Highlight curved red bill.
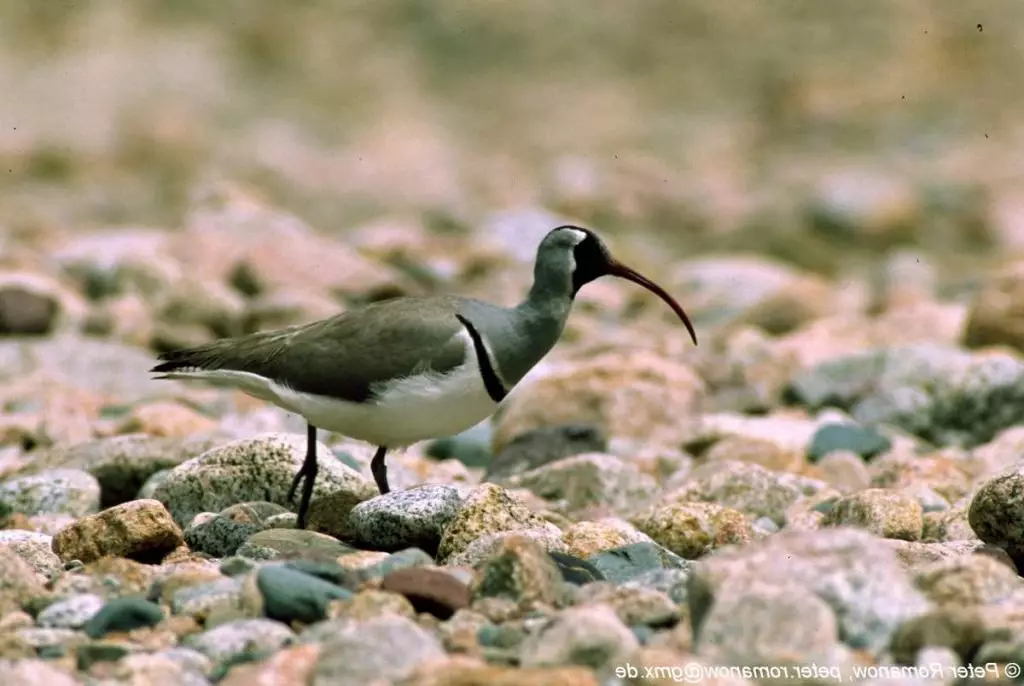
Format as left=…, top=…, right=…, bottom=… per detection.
left=606, top=260, right=698, bottom=345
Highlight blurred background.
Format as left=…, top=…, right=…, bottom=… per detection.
left=1, top=1, right=1023, bottom=336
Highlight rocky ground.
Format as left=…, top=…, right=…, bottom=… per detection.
left=4, top=3, right=1024, bottom=685
left=1, top=184, right=1024, bottom=686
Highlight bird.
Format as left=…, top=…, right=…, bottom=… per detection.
left=150, top=225, right=697, bottom=529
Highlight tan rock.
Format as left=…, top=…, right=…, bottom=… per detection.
left=437, top=484, right=555, bottom=563
left=631, top=501, right=750, bottom=559
left=51, top=499, right=184, bottom=564
left=221, top=643, right=321, bottom=686
left=561, top=519, right=653, bottom=559
left=115, top=401, right=219, bottom=438
left=492, top=351, right=704, bottom=453
left=822, top=488, right=924, bottom=541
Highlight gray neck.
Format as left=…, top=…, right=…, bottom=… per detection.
left=498, top=264, right=575, bottom=386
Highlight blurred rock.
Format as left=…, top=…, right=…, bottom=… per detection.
left=821, top=489, right=923, bottom=541
left=631, top=501, right=750, bottom=559
left=501, top=453, right=657, bottom=517
left=670, top=255, right=836, bottom=331
left=492, top=351, right=704, bottom=453
left=485, top=424, right=606, bottom=482
left=173, top=185, right=416, bottom=302
left=689, top=528, right=930, bottom=654
left=964, top=259, right=1024, bottom=351
left=662, top=460, right=828, bottom=526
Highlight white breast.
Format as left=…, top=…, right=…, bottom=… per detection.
left=165, top=328, right=501, bottom=447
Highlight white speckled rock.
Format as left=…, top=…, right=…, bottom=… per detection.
left=152, top=433, right=377, bottom=527
left=37, top=593, right=104, bottom=629
left=348, top=485, right=464, bottom=552
left=186, top=618, right=295, bottom=665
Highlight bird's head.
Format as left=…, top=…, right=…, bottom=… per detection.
left=535, top=225, right=698, bottom=345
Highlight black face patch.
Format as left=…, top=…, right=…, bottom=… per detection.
left=570, top=230, right=610, bottom=295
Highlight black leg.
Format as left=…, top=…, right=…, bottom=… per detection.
left=289, top=424, right=319, bottom=529
left=371, top=446, right=389, bottom=494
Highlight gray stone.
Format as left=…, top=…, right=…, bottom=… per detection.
left=311, top=615, right=445, bottom=686
left=348, top=485, right=463, bottom=554
left=353, top=547, right=434, bottom=583
left=519, top=604, right=638, bottom=670
left=587, top=542, right=693, bottom=585
left=37, top=593, right=104, bottom=629
left=689, top=528, right=931, bottom=654
left=186, top=618, right=295, bottom=665
left=0, top=469, right=100, bottom=516
left=152, top=433, right=376, bottom=527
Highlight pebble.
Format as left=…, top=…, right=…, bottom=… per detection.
left=968, top=465, right=1024, bottom=558
left=0, top=530, right=63, bottom=580
left=913, top=553, right=1022, bottom=606
left=587, top=542, right=692, bottom=586
left=235, top=527, right=358, bottom=562
left=491, top=351, right=705, bottom=453
left=808, top=422, right=892, bottom=462
left=0, top=546, right=52, bottom=614
left=560, top=518, right=654, bottom=559
left=695, top=582, right=849, bottom=673
left=348, top=484, right=464, bottom=553
left=51, top=498, right=184, bottom=564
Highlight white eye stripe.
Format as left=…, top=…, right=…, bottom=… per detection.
left=565, top=228, right=588, bottom=245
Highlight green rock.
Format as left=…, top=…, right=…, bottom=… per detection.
left=257, top=564, right=352, bottom=624
left=809, top=423, right=891, bottom=462
left=83, top=596, right=164, bottom=639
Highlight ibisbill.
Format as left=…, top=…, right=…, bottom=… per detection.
left=151, top=225, right=698, bottom=528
